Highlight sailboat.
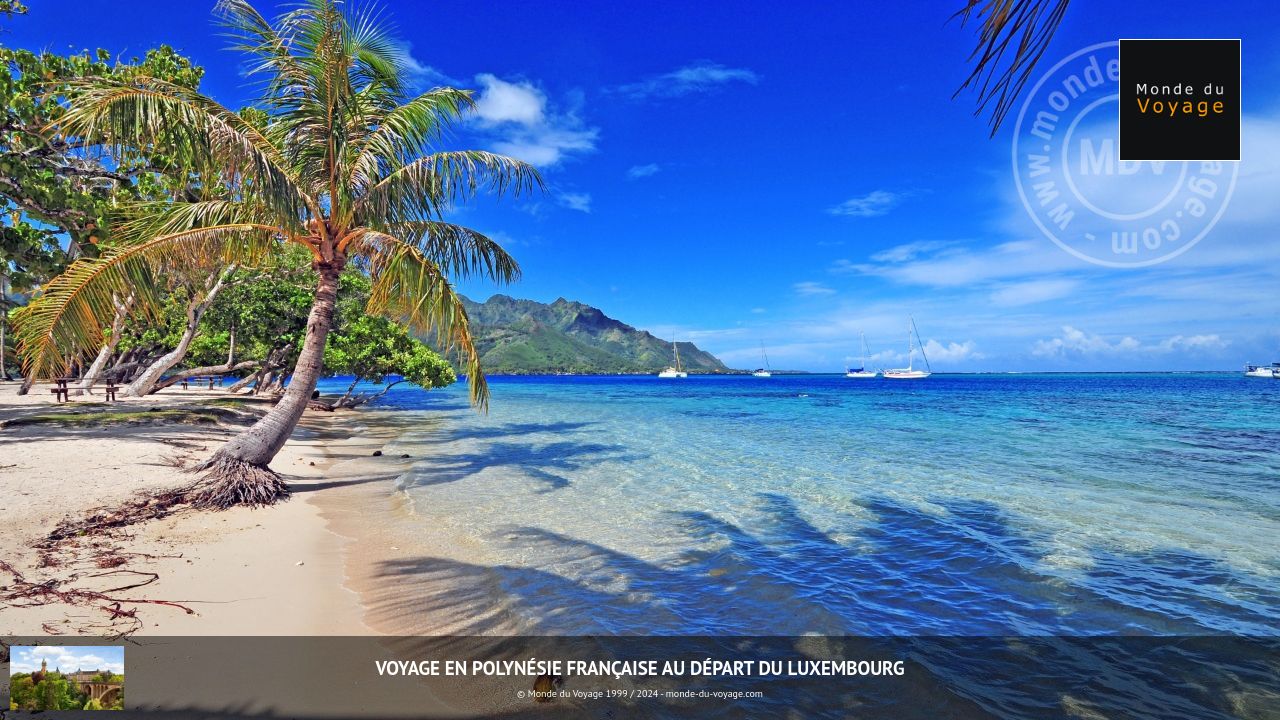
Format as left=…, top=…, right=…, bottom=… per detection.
left=883, top=318, right=931, bottom=379
left=658, top=338, right=688, bottom=378
left=846, top=332, right=878, bottom=378
left=752, top=341, right=772, bottom=377
left=1244, top=362, right=1280, bottom=378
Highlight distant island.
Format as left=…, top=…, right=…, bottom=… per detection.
left=459, top=295, right=730, bottom=375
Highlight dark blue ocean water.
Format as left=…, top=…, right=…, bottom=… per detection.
left=317, top=372, right=1280, bottom=639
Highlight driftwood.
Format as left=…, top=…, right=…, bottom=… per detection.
left=153, top=360, right=259, bottom=392
left=315, top=378, right=405, bottom=410
left=0, top=558, right=195, bottom=637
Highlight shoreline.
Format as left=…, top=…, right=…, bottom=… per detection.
left=1, top=383, right=551, bottom=716
left=0, top=382, right=417, bottom=638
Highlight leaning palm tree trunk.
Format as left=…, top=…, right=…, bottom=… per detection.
left=76, top=292, right=134, bottom=394
left=124, top=266, right=233, bottom=397
left=190, top=264, right=340, bottom=506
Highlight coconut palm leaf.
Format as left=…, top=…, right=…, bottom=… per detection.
left=954, top=0, right=1071, bottom=135
left=347, top=87, right=477, bottom=195
left=15, top=224, right=281, bottom=379
left=358, top=231, right=489, bottom=410
left=359, top=150, right=544, bottom=225
left=372, top=221, right=521, bottom=283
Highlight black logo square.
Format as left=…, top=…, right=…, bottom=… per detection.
left=1119, top=39, right=1240, bottom=161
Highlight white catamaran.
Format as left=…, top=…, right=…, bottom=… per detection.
left=658, top=339, right=688, bottom=378
left=883, top=318, right=931, bottom=379
left=1244, top=363, right=1279, bottom=378
left=846, top=332, right=878, bottom=378
left=752, top=341, right=772, bottom=377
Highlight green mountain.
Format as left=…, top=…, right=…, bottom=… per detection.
left=459, top=294, right=729, bottom=374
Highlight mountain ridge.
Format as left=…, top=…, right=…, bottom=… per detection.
left=458, top=294, right=729, bottom=375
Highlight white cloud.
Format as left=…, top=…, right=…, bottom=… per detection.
left=557, top=192, right=592, bottom=213
left=922, top=339, right=984, bottom=363
left=1032, top=326, right=1138, bottom=357
left=471, top=74, right=597, bottom=167
left=869, top=240, right=957, bottom=264
left=852, top=238, right=1084, bottom=288
left=1032, top=326, right=1226, bottom=357
left=988, top=279, right=1078, bottom=307
left=750, top=307, right=767, bottom=314
left=1153, top=334, right=1227, bottom=352
left=793, top=281, right=836, bottom=296
left=473, top=74, right=545, bottom=124
left=616, top=61, right=757, bottom=99
left=828, top=190, right=909, bottom=218
left=13, top=647, right=123, bottom=675
left=398, top=45, right=463, bottom=88
left=627, top=163, right=661, bottom=179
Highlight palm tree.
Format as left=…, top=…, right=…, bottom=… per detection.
left=15, top=0, right=541, bottom=507
left=953, top=0, right=1072, bottom=135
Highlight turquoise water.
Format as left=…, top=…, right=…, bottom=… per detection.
left=326, top=373, right=1280, bottom=638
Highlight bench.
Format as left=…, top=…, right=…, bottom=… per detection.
left=49, top=377, right=72, bottom=402
left=180, top=376, right=222, bottom=390
left=51, top=378, right=119, bottom=402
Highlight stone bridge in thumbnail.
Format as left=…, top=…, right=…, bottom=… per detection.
left=80, top=680, right=122, bottom=705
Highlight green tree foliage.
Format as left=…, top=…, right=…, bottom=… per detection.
left=0, top=0, right=28, bottom=19
left=182, top=247, right=316, bottom=370
left=7, top=672, right=86, bottom=711
left=8, top=673, right=33, bottom=709
left=0, top=42, right=204, bottom=381
left=0, top=44, right=203, bottom=255
left=324, top=273, right=455, bottom=406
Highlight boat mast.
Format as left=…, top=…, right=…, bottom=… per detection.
left=760, top=341, right=770, bottom=370
left=906, top=323, right=914, bottom=371
left=911, top=316, right=931, bottom=373
left=673, top=339, right=682, bottom=372
left=860, top=331, right=868, bottom=369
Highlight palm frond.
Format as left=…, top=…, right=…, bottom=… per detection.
left=348, top=87, right=475, bottom=193
left=347, top=221, right=520, bottom=283
left=358, top=150, right=544, bottom=224
left=115, top=199, right=300, bottom=245
left=214, top=0, right=312, bottom=103
left=359, top=231, right=489, bottom=410
left=953, top=0, right=1071, bottom=135
left=55, top=74, right=320, bottom=222
left=14, top=225, right=282, bottom=379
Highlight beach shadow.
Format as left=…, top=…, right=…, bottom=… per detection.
left=407, top=439, right=643, bottom=493
left=289, top=473, right=403, bottom=493
left=432, top=420, right=597, bottom=442
left=361, top=492, right=1280, bottom=718
left=371, top=491, right=1279, bottom=636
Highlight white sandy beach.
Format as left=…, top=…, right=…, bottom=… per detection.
left=0, top=382, right=398, bottom=637
left=0, top=382, right=573, bottom=717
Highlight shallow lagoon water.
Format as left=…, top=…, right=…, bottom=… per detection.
left=323, top=373, right=1280, bottom=638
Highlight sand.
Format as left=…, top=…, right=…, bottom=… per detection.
left=0, top=382, right=578, bottom=718
left=0, top=381, right=401, bottom=637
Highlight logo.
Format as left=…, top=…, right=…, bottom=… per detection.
left=1119, top=39, right=1240, bottom=161
left=1012, top=42, right=1238, bottom=267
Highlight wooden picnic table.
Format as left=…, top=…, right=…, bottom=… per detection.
left=50, top=377, right=118, bottom=402
left=50, top=377, right=72, bottom=402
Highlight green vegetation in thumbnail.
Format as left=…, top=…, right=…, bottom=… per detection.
left=9, top=670, right=124, bottom=711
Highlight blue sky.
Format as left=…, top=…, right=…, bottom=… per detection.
left=10, top=645, right=125, bottom=675
left=8, top=1, right=1280, bottom=370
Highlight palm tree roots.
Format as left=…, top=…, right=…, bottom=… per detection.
left=187, top=455, right=291, bottom=509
